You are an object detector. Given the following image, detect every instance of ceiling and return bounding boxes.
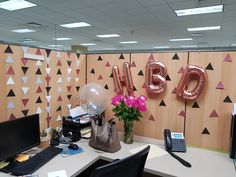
[0,0,236,52]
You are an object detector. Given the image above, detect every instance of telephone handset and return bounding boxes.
[164,129,191,168]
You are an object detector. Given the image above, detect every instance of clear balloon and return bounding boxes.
[79,83,107,115]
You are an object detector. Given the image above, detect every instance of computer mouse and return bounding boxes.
[68,143,79,150]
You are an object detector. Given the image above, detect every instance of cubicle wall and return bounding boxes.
[87,52,236,152]
[0,44,86,133]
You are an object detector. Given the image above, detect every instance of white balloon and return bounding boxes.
[79,83,107,115]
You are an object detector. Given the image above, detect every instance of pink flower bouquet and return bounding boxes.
[111,95,147,122]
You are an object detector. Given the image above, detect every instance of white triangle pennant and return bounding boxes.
[36,60,42,66]
[21,87,29,94]
[67,77,71,82]
[46,57,51,64]
[67,104,72,109]
[57,77,62,83]
[7,77,15,85]
[36,107,42,114]
[57,51,61,58]
[57,115,62,121]
[76,60,80,66]
[46,106,51,113]
[67,68,72,75]
[5,55,14,63]
[7,101,15,109]
[57,86,63,93]
[45,68,51,75]
[36,77,43,84]
[46,96,51,102]
[75,77,79,83]
[21,46,29,53]
[21,76,28,84]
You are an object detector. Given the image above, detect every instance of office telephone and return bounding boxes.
[163,129,191,167]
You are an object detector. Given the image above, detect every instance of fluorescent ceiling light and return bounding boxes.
[119,41,138,44]
[153,46,170,49]
[22,39,37,43]
[180,45,198,48]
[0,0,37,11]
[48,45,63,47]
[170,38,193,42]
[231,44,236,46]
[11,29,36,33]
[187,26,221,31]
[60,22,91,28]
[96,34,120,38]
[53,38,72,41]
[80,43,96,46]
[175,5,223,16]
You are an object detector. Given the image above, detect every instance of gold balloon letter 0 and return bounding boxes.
[176,65,207,100]
[145,60,167,93]
[112,62,134,95]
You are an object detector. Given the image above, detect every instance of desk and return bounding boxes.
[0,139,235,177]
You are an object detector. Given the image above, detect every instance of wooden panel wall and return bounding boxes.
[186,52,236,152]
[0,44,86,134]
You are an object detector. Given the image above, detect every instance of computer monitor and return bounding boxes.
[0,114,40,162]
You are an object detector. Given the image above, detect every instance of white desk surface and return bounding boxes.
[0,139,235,177]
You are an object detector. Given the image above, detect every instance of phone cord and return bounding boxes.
[169,151,192,168]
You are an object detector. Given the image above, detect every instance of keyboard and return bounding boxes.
[5,146,62,176]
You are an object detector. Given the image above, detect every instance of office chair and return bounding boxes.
[90,145,150,177]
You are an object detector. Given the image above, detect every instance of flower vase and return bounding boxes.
[123,120,133,144]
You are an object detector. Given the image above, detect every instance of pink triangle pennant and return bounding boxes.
[216,81,224,89]
[178,67,185,73]
[148,115,155,121]
[57,96,62,102]
[67,86,72,92]
[35,48,42,55]
[7,66,15,75]
[105,62,111,67]
[210,110,219,117]
[224,54,232,62]
[45,76,51,84]
[148,54,154,61]
[36,86,42,93]
[178,110,185,117]
[76,69,80,75]
[98,75,103,80]
[131,61,136,67]
[21,58,28,66]
[172,87,177,94]
[57,60,62,66]
[22,99,29,106]
[9,113,16,120]
[67,51,71,58]
[46,116,51,125]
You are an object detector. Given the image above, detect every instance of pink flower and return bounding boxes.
[111,95,125,106]
[124,96,136,108]
[135,95,147,112]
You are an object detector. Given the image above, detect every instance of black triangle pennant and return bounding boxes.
[133,86,137,91]
[159,100,166,106]
[172,53,179,60]
[67,60,72,67]
[36,97,42,104]
[67,95,72,100]
[22,110,29,117]
[110,72,113,78]
[36,68,42,75]
[119,54,124,59]
[57,106,62,111]
[22,67,29,74]
[5,45,13,53]
[97,56,103,61]
[76,86,80,91]
[166,75,171,81]
[192,101,200,108]
[138,70,144,76]
[7,89,15,97]
[57,69,62,75]
[46,87,51,93]
[76,53,80,59]
[104,84,109,90]
[223,96,232,103]
[206,63,214,70]
[45,49,51,57]
[202,127,210,135]
[90,69,95,74]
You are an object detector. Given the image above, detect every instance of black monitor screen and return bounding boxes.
[0,114,40,162]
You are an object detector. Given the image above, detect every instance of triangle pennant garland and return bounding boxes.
[104,84,109,90]
[7,101,15,109]
[7,77,15,85]
[67,76,71,82]
[45,75,51,84]
[224,53,232,62]
[67,51,71,58]
[178,67,185,73]
[67,95,72,100]
[36,86,42,93]
[46,106,51,113]
[5,55,14,63]
[36,97,42,104]
[75,77,79,82]
[22,109,29,117]
[45,49,51,57]
[178,110,185,118]
[172,53,179,60]
[46,86,51,93]
[138,70,144,76]
[36,60,42,66]
[76,53,80,59]
[90,69,95,74]
[46,116,52,126]
[192,101,200,108]
[21,76,28,83]
[172,87,177,94]
[110,72,113,78]
[105,62,110,67]
[36,68,42,75]
[57,51,61,58]
[36,77,43,84]
[210,110,219,117]
[57,115,62,121]
[21,46,29,53]
[35,48,42,55]
[4,45,13,53]
[22,99,29,106]
[223,96,232,103]
[7,66,15,75]
[57,69,62,75]
[57,60,62,66]
[46,96,51,102]
[131,61,136,67]
[98,56,103,61]
[21,58,28,66]
[166,75,171,81]
[67,60,72,67]
[76,69,80,75]
[7,89,15,97]
[21,87,29,94]
[57,86,63,93]
[76,86,80,91]
[206,63,214,70]
[119,54,125,59]
[22,67,28,74]
[57,106,62,112]
[148,54,154,61]
[46,57,51,64]
[216,81,224,89]
[57,77,62,83]
[202,127,210,135]
[76,60,80,66]
[36,107,42,114]
[133,85,137,91]
[57,96,62,102]
[159,100,166,106]
[67,86,72,92]
[67,104,72,109]
[148,115,155,121]
[9,113,16,120]
[45,68,51,75]
[98,75,103,80]
[67,68,72,75]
